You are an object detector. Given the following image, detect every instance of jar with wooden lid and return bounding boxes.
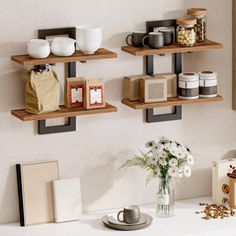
[176,18,197,47]
[187,8,207,42]
[178,72,199,100]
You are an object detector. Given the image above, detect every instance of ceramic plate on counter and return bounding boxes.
[107,213,147,226]
[102,213,153,231]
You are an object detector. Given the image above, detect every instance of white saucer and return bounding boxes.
[103,213,153,231]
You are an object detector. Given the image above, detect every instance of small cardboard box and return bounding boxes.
[65,77,86,108]
[230,177,236,209]
[123,75,150,101]
[152,73,177,98]
[140,77,167,103]
[85,78,105,109]
[212,159,236,205]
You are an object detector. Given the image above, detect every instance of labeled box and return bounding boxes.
[212,159,236,205]
[65,77,86,108]
[85,78,105,109]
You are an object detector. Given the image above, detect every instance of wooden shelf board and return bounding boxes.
[11,103,117,121]
[11,48,117,66]
[121,40,223,56]
[121,95,223,110]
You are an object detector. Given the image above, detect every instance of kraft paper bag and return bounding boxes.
[25,69,60,114]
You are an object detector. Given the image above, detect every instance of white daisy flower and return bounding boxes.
[175,147,187,159]
[157,150,167,159]
[159,159,167,166]
[147,154,158,165]
[187,154,194,165]
[159,137,171,144]
[145,140,157,148]
[169,158,178,167]
[184,166,192,177]
[168,167,179,177]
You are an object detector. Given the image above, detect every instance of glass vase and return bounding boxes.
[156,178,175,217]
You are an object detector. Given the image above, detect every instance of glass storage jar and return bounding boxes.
[187,8,207,42]
[177,18,197,47]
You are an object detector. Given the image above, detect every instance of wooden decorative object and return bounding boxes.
[212,159,236,205]
[123,75,150,101]
[85,78,105,109]
[152,73,177,98]
[140,77,167,103]
[230,177,236,209]
[65,77,86,108]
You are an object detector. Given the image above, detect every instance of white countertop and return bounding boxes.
[1,197,236,236]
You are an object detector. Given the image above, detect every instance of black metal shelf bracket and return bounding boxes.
[37,27,77,134]
[145,19,183,123]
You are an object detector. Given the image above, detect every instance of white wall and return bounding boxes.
[0,0,233,223]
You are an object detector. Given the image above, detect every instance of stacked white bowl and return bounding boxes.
[76,25,102,54]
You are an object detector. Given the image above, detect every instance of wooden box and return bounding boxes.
[123,75,150,101]
[65,77,86,108]
[152,73,177,98]
[140,77,167,103]
[85,78,105,109]
[230,177,236,209]
[212,159,236,205]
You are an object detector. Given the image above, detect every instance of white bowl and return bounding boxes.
[76,25,102,33]
[77,40,101,54]
[51,37,76,56]
[27,39,50,59]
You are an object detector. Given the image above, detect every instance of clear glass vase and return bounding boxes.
[156,178,175,217]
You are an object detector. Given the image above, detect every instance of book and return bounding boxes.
[16,161,59,226]
[52,178,82,222]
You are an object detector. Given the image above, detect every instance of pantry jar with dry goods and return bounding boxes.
[178,72,199,100]
[199,71,217,98]
[187,8,207,42]
[177,18,197,47]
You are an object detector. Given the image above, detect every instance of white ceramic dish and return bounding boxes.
[51,37,76,57]
[27,39,50,59]
[102,213,153,231]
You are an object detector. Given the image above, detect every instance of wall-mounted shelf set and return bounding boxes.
[121,19,223,123]
[11,27,118,135]
[11,20,224,134]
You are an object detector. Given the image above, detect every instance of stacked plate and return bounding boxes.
[102,213,153,231]
[76,25,102,54]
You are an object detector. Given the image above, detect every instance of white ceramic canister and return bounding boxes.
[198,71,217,98]
[178,72,199,99]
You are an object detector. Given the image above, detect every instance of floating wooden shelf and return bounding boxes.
[11,48,117,66]
[11,103,117,121]
[121,95,223,110]
[121,40,223,56]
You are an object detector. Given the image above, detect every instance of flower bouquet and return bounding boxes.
[120,137,194,217]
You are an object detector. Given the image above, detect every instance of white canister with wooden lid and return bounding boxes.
[178,72,199,100]
[199,71,217,98]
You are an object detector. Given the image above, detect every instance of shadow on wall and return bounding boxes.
[0,42,28,113]
[80,148,133,211]
[0,165,19,223]
[176,168,212,200]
